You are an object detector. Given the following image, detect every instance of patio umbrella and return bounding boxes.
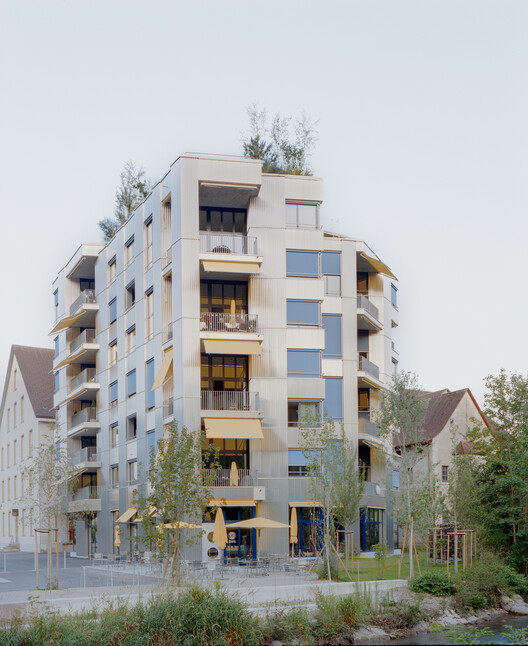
[158,521,202,530]
[226,516,289,559]
[289,507,298,557]
[230,298,236,325]
[230,461,239,487]
[114,525,121,548]
[212,508,228,550]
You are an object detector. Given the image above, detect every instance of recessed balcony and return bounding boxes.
[201,391,263,440]
[357,295,383,332]
[59,368,99,406]
[68,485,102,513]
[50,289,99,334]
[199,233,262,276]
[203,469,265,504]
[201,390,260,413]
[71,447,101,471]
[68,407,99,438]
[200,312,262,355]
[54,329,99,371]
[357,355,383,390]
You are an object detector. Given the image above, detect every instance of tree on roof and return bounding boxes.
[98,161,150,243]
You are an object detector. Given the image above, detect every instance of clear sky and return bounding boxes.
[1,0,527,405]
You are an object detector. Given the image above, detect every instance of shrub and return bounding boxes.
[313,589,371,642]
[369,599,425,630]
[373,541,389,579]
[409,571,456,596]
[262,605,314,646]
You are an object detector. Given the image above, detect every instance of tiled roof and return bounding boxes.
[12,345,55,420]
[420,389,468,443]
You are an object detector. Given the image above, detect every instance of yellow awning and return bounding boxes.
[358,376,383,390]
[210,500,256,507]
[289,501,320,507]
[151,348,173,390]
[360,253,397,280]
[58,386,92,407]
[202,339,262,355]
[204,418,263,440]
[117,507,137,523]
[201,260,261,274]
[49,311,85,335]
[158,521,202,530]
[53,348,88,371]
[226,517,289,530]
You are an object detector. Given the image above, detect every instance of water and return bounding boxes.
[379,614,528,644]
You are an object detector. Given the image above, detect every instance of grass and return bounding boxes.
[335,544,435,581]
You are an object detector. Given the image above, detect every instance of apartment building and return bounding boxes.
[51,153,399,558]
[0,345,55,549]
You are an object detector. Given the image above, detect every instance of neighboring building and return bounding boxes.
[0,345,55,549]
[50,152,399,558]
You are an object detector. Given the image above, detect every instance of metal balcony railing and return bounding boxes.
[69,328,96,354]
[70,407,97,429]
[363,481,385,497]
[200,233,257,255]
[200,312,258,333]
[357,295,380,322]
[358,417,380,437]
[69,289,96,315]
[71,485,101,501]
[163,397,174,418]
[162,323,173,343]
[203,469,254,487]
[201,390,259,411]
[358,355,380,380]
[71,447,99,465]
[69,368,97,393]
[324,275,341,296]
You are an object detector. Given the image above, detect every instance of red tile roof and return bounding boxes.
[12,345,55,420]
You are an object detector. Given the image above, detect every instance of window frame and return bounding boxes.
[286,250,320,278]
[286,300,320,326]
[285,201,319,229]
[322,314,342,358]
[287,350,321,379]
[126,369,136,398]
[109,297,117,324]
[146,358,155,409]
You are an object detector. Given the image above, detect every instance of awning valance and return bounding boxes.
[209,500,256,507]
[116,507,137,523]
[151,348,173,390]
[288,501,320,508]
[360,253,397,280]
[53,348,88,371]
[202,339,262,355]
[204,418,263,440]
[49,311,85,335]
[201,260,261,274]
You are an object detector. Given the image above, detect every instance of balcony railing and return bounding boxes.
[357,295,379,322]
[70,407,97,428]
[203,469,254,487]
[69,368,97,393]
[163,397,174,418]
[324,275,341,296]
[162,323,173,344]
[71,485,101,501]
[358,355,380,380]
[201,390,259,411]
[358,417,380,437]
[70,328,96,354]
[200,312,258,333]
[200,233,257,255]
[69,289,96,315]
[364,481,385,497]
[71,447,98,465]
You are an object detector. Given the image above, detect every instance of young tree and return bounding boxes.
[241,104,318,175]
[98,160,150,242]
[134,422,215,584]
[300,417,363,580]
[375,371,431,578]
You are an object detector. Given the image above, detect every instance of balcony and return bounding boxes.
[59,368,99,406]
[50,289,99,335]
[358,416,380,438]
[204,469,265,504]
[71,447,101,470]
[162,323,173,344]
[200,312,262,355]
[357,355,383,390]
[70,289,96,315]
[363,481,385,498]
[200,312,258,334]
[68,485,102,513]
[70,368,97,392]
[68,407,99,437]
[204,468,256,487]
[201,390,259,412]
[357,295,383,332]
[199,233,262,276]
[70,328,96,354]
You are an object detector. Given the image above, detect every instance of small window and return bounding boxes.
[127,370,136,398]
[28,430,32,457]
[54,336,59,358]
[147,430,156,456]
[125,281,136,309]
[127,415,137,441]
[322,251,341,276]
[127,459,138,485]
[125,235,134,266]
[108,255,116,283]
[392,357,399,375]
[288,401,321,427]
[111,465,119,488]
[109,339,118,366]
[54,372,60,393]
[145,289,154,340]
[393,470,400,489]
[53,289,59,318]
[322,315,342,358]
[358,388,370,412]
[287,300,319,326]
[442,465,449,482]
[324,377,343,422]
[144,216,153,269]
[391,284,398,308]
[285,202,319,229]
[287,350,320,378]
[109,298,117,324]
[126,326,136,354]
[288,449,310,477]
[110,423,119,449]
[109,380,118,405]
[146,359,155,409]
[13,369,17,391]
[286,250,319,278]
[13,403,16,427]
[20,396,24,423]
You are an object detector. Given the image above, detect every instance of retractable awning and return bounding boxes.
[151,348,173,390]
[116,507,137,523]
[201,260,261,274]
[203,418,263,440]
[288,501,320,507]
[210,500,256,507]
[53,348,88,371]
[49,311,85,335]
[202,339,262,355]
[360,253,397,280]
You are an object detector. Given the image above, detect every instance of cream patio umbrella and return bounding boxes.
[229,461,240,487]
[114,525,121,548]
[158,521,202,530]
[212,508,228,550]
[226,516,290,560]
[289,507,298,557]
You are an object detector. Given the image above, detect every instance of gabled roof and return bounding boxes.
[420,388,489,443]
[0,345,55,422]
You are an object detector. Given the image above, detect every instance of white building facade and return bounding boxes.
[51,153,399,558]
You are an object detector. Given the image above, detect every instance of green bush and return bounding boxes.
[262,605,314,646]
[313,590,371,642]
[370,599,425,630]
[409,571,456,596]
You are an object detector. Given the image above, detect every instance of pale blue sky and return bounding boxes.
[1,0,527,404]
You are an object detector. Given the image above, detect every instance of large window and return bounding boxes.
[203,438,249,470]
[322,315,342,358]
[146,359,155,409]
[199,207,246,234]
[286,250,319,278]
[127,415,137,441]
[322,251,341,295]
[109,298,117,324]
[126,370,136,398]
[127,460,138,485]
[324,377,343,422]
[287,350,320,378]
[125,281,135,309]
[288,401,321,427]
[200,281,247,314]
[109,339,118,366]
[285,202,319,229]
[288,449,312,477]
[201,355,248,392]
[287,300,319,326]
